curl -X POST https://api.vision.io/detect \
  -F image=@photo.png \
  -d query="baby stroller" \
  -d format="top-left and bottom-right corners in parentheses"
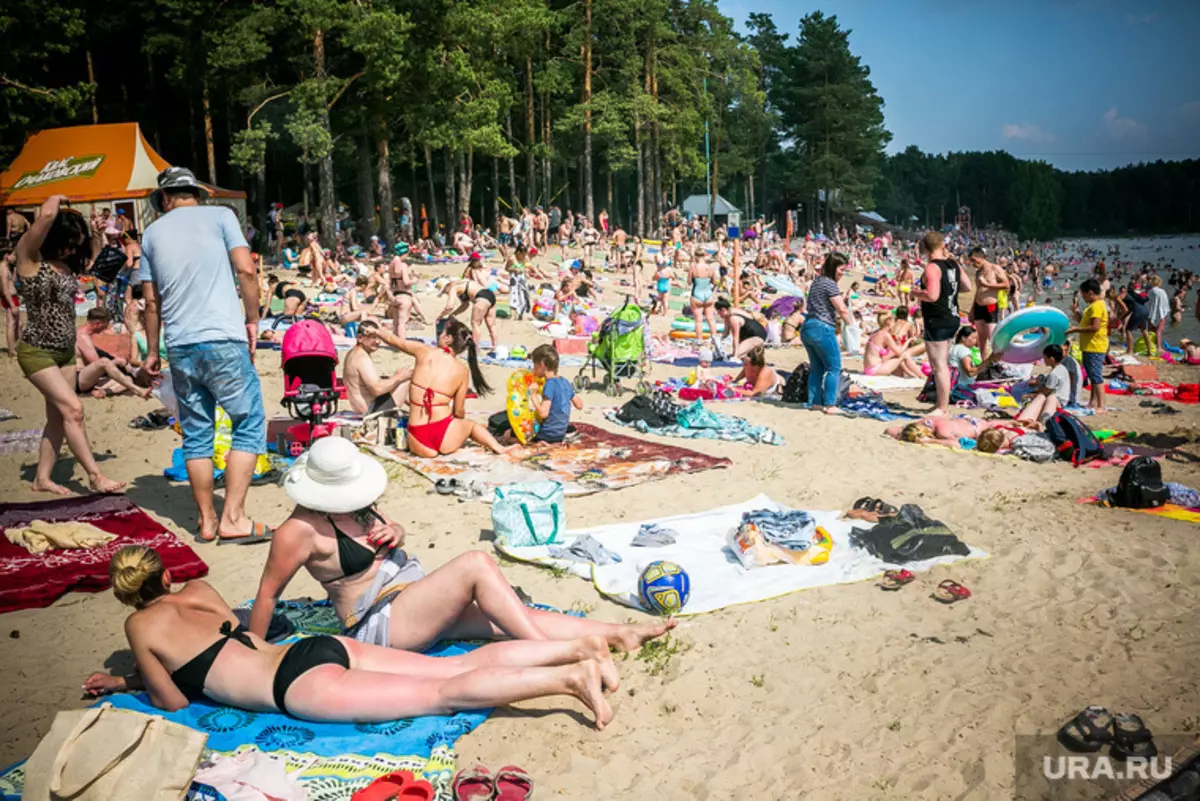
top-left (281, 320), bottom-right (343, 427)
top-left (574, 297), bottom-right (649, 397)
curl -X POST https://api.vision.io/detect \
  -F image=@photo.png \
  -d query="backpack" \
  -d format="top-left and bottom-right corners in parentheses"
top-left (89, 246), bottom-right (128, 283)
top-left (781, 363), bottom-right (810, 404)
top-left (1109, 456), bottom-right (1170, 509)
top-left (1042, 410), bottom-right (1104, 465)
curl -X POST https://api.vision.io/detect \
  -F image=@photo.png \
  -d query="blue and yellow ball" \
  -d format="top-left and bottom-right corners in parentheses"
top-left (637, 560), bottom-right (690, 615)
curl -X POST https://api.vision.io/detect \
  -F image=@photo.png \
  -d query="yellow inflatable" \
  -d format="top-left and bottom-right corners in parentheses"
top-left (506, 370), bottom-right (545, 445)
top-left (213, 407), bottom-right (272, 475)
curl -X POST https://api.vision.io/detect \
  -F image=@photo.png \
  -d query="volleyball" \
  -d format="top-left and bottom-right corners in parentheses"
top-left (637, 561), bottom-right (690, 615)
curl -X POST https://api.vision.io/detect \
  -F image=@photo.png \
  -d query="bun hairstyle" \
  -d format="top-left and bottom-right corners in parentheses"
top-left (442, 318), bottom-right (491, 396)
top-left (110, 545), bottom-right (167, 608)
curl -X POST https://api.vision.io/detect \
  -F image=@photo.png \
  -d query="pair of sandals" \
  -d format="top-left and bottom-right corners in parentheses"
top-left (877, 571), bottom-right (972, 604)
top-left (846, 497), bottom-right (899, 523)
top-left (1057, 706), bottom-right (1158, 760)
top-left (453, 765), bottom-right (534, 800)
top-left (351, 769), bottom-right (435, 800)
top-left (1140, 400), bottom-right (1182, 415)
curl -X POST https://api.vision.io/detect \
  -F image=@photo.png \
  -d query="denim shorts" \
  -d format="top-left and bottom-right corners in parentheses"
top-left (168, 340), bottom-right (266, 461)
top-left (1082, 351), bottom-right (1105, 385)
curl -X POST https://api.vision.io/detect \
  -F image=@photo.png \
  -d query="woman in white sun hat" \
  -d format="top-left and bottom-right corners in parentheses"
top-left (249, 437), bottom-right (674, 656)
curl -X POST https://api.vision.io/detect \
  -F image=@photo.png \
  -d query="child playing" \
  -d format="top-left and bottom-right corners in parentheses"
top-left (528, 345), bottom-right (583, 443)
top-left (1067, 278), bottom-right (1108, 412)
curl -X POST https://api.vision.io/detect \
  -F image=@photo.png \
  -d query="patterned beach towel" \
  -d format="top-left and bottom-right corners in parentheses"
top-left (604, 407), bottom-right (784, 446)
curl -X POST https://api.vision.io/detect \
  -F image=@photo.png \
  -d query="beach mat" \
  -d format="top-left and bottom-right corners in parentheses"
top-left (0, 429), bottom-right (42, 455)
top-left (497, 495), bottom-right (988, 615)
top-left (604, 408), bottom-right (784, 446)
top-left (370, 422), bottom-right (730, 501)
top-left (850, 374), bottom-right (926, 393)
top-left (1077, 497), bottom-right (1200, 524)
top-left (0, 495), bottom-right (208, 613)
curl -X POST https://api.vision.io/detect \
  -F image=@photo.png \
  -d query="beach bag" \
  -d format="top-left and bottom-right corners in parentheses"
top-left (849, 505), bottom-right (970, 564)
top-left (1110, 456), bottom-right (1170, 509)
top-left (22, 702), bottom-right (207, 801)
top-left (492, 481), bottom-right (565, 547)
top-left (1043, 409), bottom-right (1104, 466)
top-left (1012, 432), bottom-right (1056, 463)
top-left (616, 395), bottom-right (672, 428)
top-left (781, 363), bottom-right (810, 404)
top-left (89, 247), bottom-right (128, 283)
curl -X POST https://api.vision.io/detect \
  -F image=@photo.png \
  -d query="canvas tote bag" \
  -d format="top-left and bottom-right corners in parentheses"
top-left (22, 702), bottom-right (207, 801)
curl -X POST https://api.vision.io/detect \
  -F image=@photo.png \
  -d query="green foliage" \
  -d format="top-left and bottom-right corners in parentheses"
top-left (229, 120), bottom-right (277, 174)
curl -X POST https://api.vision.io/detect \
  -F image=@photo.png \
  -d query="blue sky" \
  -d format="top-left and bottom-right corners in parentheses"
top-left (720, 0), bottom-right (1200, 172)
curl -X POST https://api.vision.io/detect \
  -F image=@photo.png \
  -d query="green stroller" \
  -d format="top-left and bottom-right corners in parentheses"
top-left (573, 297), bottom-right (650, 397)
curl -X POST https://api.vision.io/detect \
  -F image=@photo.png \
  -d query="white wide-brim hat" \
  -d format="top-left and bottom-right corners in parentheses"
top-left (284, 437), bottom-right (387, 514)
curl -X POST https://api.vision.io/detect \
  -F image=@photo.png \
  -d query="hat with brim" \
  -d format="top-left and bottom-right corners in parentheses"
top-left (283, 437), bottom-right (387, 514)
top-left (149, 166), bottom-right (210, 213)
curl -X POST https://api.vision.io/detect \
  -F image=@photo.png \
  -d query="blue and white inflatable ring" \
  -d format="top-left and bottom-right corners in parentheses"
top-left (989, 305), bottom-right (1070, 364)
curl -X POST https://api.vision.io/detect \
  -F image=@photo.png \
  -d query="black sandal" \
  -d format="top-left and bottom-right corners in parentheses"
top-left (1110, 713), bottom-right (1157, 761)
top-left (867, 499), bottom-right (899, 517)
top-left (852, 497), bottom-right (876, 511)
top-left (1057, 706), bottom-right (1114, 753)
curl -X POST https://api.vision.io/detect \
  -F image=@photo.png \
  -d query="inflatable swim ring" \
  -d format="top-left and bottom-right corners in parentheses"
top-left (989, 306), bottom-right (1069, 364)
top-left (506, 370), bottom-right (545, 445)
top-left (392, 242), bottom-right (410, 256)
top-left (669, 329), bottom-right (715, 340)
top-left (671, 318), bottom-right (726, 334)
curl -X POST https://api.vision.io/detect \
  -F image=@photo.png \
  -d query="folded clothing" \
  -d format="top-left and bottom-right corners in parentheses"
top-left (547, 534), bottom-right (623, 566)
top-left (631, 523), bottom-right (678, 547)
top-left (741, 509), bottom-right (815, 551)
top-left (849, 505), bottom-right (970, 563)
top-left (4, 519), bottom-right (116, 554)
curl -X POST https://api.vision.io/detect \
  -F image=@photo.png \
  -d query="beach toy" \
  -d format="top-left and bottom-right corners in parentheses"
top-left (638, 560), bottom-right (691, 615)
top-left (671, 318), bottom-right (726, 334)
top-left (969, 346), bottom-right (982, 366)
top-left (506, 369), bottom-right (545, 445)
top-left (990, 306), bottom-right (1069, 364)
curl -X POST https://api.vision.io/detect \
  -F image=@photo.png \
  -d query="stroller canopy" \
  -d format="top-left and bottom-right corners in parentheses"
top-left (281, 320), bottom-right (338, 366)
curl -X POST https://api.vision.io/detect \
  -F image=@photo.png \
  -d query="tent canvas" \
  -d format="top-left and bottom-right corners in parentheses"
top-left (0, 123), bottom-right (246, 229)
top-left (681, 194), bottom-right (739, 218)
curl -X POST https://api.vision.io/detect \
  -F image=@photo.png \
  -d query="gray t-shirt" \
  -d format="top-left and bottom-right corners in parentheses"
top-left (1042, 363), bottom-right (1072, 405)
top-left (138, 205), bottom-right (249, 349)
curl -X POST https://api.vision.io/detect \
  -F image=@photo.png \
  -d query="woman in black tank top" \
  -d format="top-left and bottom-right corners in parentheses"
top-left (911, 232), bottom-right (973, 415)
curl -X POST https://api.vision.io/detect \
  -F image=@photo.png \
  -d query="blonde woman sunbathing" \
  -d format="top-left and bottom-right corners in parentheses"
top-left (886, 416), bottom-right (1032, 448)
top-left (82, 545), bottom-right (619, 728)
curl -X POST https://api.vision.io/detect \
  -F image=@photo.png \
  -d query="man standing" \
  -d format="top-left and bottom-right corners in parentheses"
top-left (967, 247), bottom-right (1007, 361)
top-left (139, 167), bottom-right (268, 544)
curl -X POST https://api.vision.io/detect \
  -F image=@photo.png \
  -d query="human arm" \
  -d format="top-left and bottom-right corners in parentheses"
top-left (141, 281), bottom-right (162, 376)
top-left (15, 195), bottom-right (67, 267)
top-left (124, 616), bottom-right (189, 712)
top-left (248, 520), bottom-right (314, 639)
top-left (975, 266), bottom-right (1008, 290)
top-left (375, 327), bottom-right (428, 358)
top-left (829, 294), bottom-right (854, 326)
top-left (910, 263), bottom-right (941, 303)
top-left (75, 330), bottom-right (101, 365)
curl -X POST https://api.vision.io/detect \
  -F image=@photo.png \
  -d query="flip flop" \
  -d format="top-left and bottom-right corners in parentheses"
top-left (1056, 706), bottom-right (1114, 753)
top-left (1110, 713), bottom-right (1157, 761)
top-left (435, 478), bottom-right (461, 496)
top-left (879, 569), bottom-right (915, 591)
top-left (217, 521), bottom-right (274, 546)
top-left (932, 579), bottom-right (971, 604)
top-left (351, 770), bottom-right (436, 801)
top-left (451, 765), bottom-right (494, 801)
top-left (494, 765), bottom-right (534, 801)
top-left (851, 496), bottom-right (876, 511)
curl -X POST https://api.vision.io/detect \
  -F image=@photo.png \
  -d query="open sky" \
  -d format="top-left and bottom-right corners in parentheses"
top-left (720, 0), bottom-right (1200, 172)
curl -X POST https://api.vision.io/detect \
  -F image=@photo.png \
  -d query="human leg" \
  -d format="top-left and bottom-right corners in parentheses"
top-left (436, 603), bottom-right (674, 653)
top-left (32, 397), bottom-right (68, 495)
top-left (170, 347), bottom-right (221, 539)
top-left (800, 323), bottom-right (829, 407)
top-left (470, 301), bottom-right (487, 346)
top-left (485, 306), bottom-right (499, 348)
top-left (925, 339), bottom-right (952, 414)
top-left (733, 336), bottom-right (765, 359)
top-left (81, 358), bottom-right (151, 399)
top-left (1016, 393), bottom-right (1048, 423)
top-left (26, 363), bottom-right (124, 493)
top-left (975, 321), bottom-right (994, 361)
top-left (815, 325), bottom-right (843, 408)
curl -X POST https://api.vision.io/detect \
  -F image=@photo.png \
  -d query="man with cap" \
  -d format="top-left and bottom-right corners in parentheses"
top-left (139, 166), bottom-right (269, 545)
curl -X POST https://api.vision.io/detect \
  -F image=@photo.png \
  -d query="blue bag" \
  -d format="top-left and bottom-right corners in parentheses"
top-left (492, 481), bottom-right (565, 547)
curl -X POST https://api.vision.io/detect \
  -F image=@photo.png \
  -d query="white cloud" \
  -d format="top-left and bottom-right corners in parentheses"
top-left (1125, 11), bottom-right (1159, 24)
top-left (1103, 107), bottom-right (1148, 139)
top-left (1001, 123), bottom-right (1055, 143)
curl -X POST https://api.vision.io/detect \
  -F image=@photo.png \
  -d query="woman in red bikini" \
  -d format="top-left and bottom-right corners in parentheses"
top-left (393, 319), bottom-right (515, 457)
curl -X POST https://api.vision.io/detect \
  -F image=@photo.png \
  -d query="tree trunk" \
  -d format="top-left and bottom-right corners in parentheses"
top-left (356, 136), bottom-right (376, 242)
top-left (541, 88), bottom-right (552, 208)
top-left (651, 62), bottom-right (663, 225)
top-left (189, 99), bottom-right (200, 174)
top-left (525, 56), bottom-right (537, 208)
top-left (255, 167), bottom-right (267, 249)
top-left (582, 0), bottom-right (594, 222)
top-left (201, 76), bottom-right (217, 185)
top-left (302, 161), bottom-right (311, 219)
top-left (457, 149), bottom-right (469, 222)
top-left (710, 124), bottom-right (720, 235)
top-left (424, 145), bottom-right (439, 233)
top-left (748, 174), bottom-right (755, 219)
top-left (444, 147), bottom-right (457, 231)
top-left (376, 123), bottom-right (395, 242)
top-left (492, 157), bottom-right (500, 229)
top-left (606, 166), bottom-right (614, 227)
top-left (505, 113), bottom-right (518, 212)
top-left (146, 52), bottom-right (159, 150)
top-left (635, 118), bottom-right (645, 237)
top-left (86, 49), bottom-right (98, 124)
top-left (313, 29), bottom-right (337, 245)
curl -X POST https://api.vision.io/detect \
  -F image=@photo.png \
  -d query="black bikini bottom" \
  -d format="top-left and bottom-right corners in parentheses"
top-left (273, 635), bottom-right (350, 714)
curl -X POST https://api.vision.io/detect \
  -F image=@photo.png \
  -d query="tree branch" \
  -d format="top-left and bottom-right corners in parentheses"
top-left (247, 90), bottom-right (292, 125)
top-left (0, 74), bottom-right (64, 98)
top-left (327, 71), bottom-right (365, 109)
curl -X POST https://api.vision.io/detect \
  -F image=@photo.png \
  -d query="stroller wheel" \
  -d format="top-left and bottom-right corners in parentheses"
top-left (573, 373), bottom-right (590, 392)
top-left (636, 381), bottom-right (651, 396)
top-left (604, 381), bottom-right (621, 398)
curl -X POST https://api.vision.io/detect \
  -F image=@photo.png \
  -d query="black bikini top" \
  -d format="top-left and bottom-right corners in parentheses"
top-left (170, 621), bottom-right (256, 700)
top-left (326, 512), bottom-right (380, 579)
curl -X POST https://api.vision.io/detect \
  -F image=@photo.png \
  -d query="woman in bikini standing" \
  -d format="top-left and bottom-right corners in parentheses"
top-left (688, 251), bottom-right (720, 350)
top-left (394, 318), bottom-right (512, 457)
top-left (388, 253), bottom-right (427, 336)
top-left (437, 279), bottom-right (500, 348)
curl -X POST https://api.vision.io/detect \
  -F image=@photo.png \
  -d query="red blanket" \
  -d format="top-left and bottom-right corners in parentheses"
top-left (0, 495), bottom-right (208, 614)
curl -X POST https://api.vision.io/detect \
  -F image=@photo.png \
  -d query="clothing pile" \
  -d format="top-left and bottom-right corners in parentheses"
top-left (849, 505), bottom-right (971, 563)
top-left (727, 509), bottom-right (832, 568)
top-left (4, 519), bottom-right (116, 555)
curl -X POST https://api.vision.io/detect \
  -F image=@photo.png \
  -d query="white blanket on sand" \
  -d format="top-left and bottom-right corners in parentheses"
top-left (851, 374), bottom-right (927, 392)
top-left (495, 495), bottom-right (988, 615)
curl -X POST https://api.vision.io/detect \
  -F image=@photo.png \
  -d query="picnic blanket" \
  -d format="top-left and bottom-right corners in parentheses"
top-left (850, 374), bottom-right (926, 393)
top-left (0, 495), bottom-right (208, 613)
top-left (1077, 481), bottom-right (1200, 524)
top-left (496, 495), bottom-right (987, 615)
top-left (0, 429), bottom-right (42, 455)
top-left (0, 598), bottom-right (487, 801)
top-left (840, 395), bottom-right (917, 422)
top-left (604, 407), bottom-right (784, 446)
top-left (370, 422), bottom-right (730, 501)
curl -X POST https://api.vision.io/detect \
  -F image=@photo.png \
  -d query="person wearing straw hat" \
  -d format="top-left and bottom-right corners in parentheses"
top-left (249, 437), bottom-right (675, 655)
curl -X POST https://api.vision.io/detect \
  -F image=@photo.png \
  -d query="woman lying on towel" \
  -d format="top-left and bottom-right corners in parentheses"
top-left (83, 545), bottom-right (619, 728)
top-left (247, 437), bottom-right (674, 661)
top-left (886, 415), bottom-right (1034, 451)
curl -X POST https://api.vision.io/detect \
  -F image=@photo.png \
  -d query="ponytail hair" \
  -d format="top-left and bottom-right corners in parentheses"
top-left (443, 318), bottom-right (491, 396)
top-left (110, 545), bottom-right (167, 608)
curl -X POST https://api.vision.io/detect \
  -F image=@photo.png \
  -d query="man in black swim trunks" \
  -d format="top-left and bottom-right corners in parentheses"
top-left (968, 247), bottom-right (1007, 361)
top-left (343, 320), bottom-right (411, 415)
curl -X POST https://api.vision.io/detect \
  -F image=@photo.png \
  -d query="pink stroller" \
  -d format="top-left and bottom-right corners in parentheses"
top-left (281, 320), bottom-right (343, 427)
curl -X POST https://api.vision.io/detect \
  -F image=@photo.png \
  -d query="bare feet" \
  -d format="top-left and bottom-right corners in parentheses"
top-left (579, 636), bottom-right (621, 692)
top-left (31, 479), bottom-right (72, 496)
top-left (824, 406), bottom-right (846, 416)
top-left (570, 660), bottom-right (615, 731)
top-left (137, 387), bottom-right (154, 400)
top-left (610, 618), bottom-right (677, 652)
top-left (88, 474), bottom-right (126, 494)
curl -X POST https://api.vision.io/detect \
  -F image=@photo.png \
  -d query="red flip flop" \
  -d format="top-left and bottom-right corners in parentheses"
top-left (494, 765), bottom-right (534, 800)
top-left (352, 770), bottom-right (436, 801)
top-left (452, 765), bottom-right (494, 801)
top-left (879, 569), bottom-right (915, 591)
top-left (932, 579), bottom-right (971, 604)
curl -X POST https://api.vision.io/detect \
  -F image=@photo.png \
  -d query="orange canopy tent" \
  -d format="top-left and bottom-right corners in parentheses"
top-left (0, 123), bottom-right (246, 230)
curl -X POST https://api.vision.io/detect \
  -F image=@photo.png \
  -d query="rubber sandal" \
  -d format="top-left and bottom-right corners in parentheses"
top-left (869, 499), bottom-right (899, 517)
top-left (932, 579), bottom-right (971, 604)
top-left (1056, 706), bottom-right (1114, 753)
top-left (435, 478), bottom-right (460, 496)
top-left (217, 521), bottom-right (274, 546)
top-left (852, 497), bottom-right (876, 511)
top-left (494, 765), bottom-right (534, 801)
top-left (879, 569), bottom-right (915, 591)
top-left (1110, 713), bottom-right (1157, 761)
top-left (452, 765), bottom-right (494, 801)
top-left (352, 770), bottom-right (436, 801)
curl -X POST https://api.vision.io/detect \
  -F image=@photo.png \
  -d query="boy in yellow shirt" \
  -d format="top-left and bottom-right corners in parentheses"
top-left (1067, 278), bottom-right (1107, 412)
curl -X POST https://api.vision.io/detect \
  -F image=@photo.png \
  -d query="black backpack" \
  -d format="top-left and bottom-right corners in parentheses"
top-left (1042, 410), bottom-right (1104, 465)
top-left (781, 363), bottom-right (810, 404)
top-left (89, 246), bottom-right (128, 283)
top-left (1110, 456), bottom-right (1170, 509)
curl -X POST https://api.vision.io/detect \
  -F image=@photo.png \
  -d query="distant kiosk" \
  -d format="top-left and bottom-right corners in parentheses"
top-left (955, 205), bottom-right (972, 238)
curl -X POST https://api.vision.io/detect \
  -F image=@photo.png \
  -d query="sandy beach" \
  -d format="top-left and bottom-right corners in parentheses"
top-left (1, 253), bottom-right (1198, 800)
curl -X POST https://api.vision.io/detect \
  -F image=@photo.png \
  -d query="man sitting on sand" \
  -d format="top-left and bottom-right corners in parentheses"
top-left (343, 320), bottom-right (411, 415)
top-left (75, 308), bottom-right (153, 399)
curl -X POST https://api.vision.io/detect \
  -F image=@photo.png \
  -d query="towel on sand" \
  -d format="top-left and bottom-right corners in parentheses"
top-left (604, 406), bottom-right (784, 446)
